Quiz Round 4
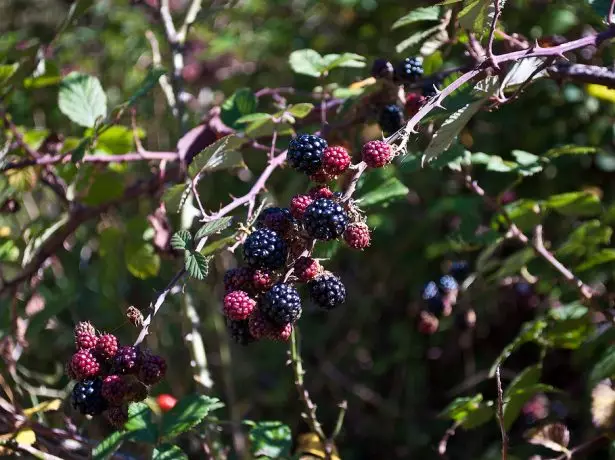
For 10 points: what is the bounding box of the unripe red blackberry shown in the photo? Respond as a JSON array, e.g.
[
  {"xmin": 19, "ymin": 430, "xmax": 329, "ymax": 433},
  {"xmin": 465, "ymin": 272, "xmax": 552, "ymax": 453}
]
[
  {"xmin": 223, "ymin": 290, "xmax": 256, "ymax": 320},
  {"xmin": 248, "ymin": 309, "xmax": 271, "ymax": 340},
  {"xmin": 70, "ymin": 349, "xmax": 101, "ymax": 380},
  {"xmin": 322, "ymin": 146, "xmax": 351, "ymax": 176},
  {"xmin": 405, "ymin": 92, "xmax": 426, "ymax": 117},
  {"xmin": 309, "ymin": 169, "xmax": 335, "ymax": 184},
  {"xmin": 66, "ymin": 362, "xmax": 77, "ymax": 380},
  {"xmin": 101, "ymin": 375, "xmax": 129, "ymax": 405},
  {"xmin": 343, "ymin": 222, "xmax": 371, "ymax": 249},
  {"xmin": 224, "ymin": 266, "xmax": 254, "ymax": 292},
  {"xmin": 362, "ymin": 140, "xmax": 392, "ymax": 168},
  {"xmin": 418, "ymin": 311, "xmax": 439, "ymax": 334},
  {"xmin": 74, "ymin": 321, "xmax": 97, "ymax": 350},
  {"xmin": 308, "ymin": 185, "xmax": 334, "ymax": 200},
  {"xmin": 105, "ymin": 405, "xmax": 129, "ymax": 429},
  {"xmin": 294, "ymin": 256, "xmax": 321, "ymax": 282},
  {"xmin": 290, "ymin": 194, "xmax": 314, "ymax": 219},
  {"xmin": 95, "ymin": 333, "xmax": 119, "ymax": 362},
  {"xmin": 252, "ymin": 269, "xmax": 275, "ymax": 292},
  {"xmin": 261, "ymin": 283, "xmax": 302, "ymax": 325},
  {"xmin": 113, "ymin": 346, "xmax": 141, "ymax": 375},
  {"xmin": 156, "ymin": 394, "xmax": 177, "ymax": 412},
  {"xmin": 269, "ymin": 322, "xmax": 292, "ymax": 342},
  {"xmin": 138, "ymin": 354, "xmax": 167, "ymax": 385},
  {"xmin": 309, "ymin": 273, "xmax": 346, "ymax": 309}
]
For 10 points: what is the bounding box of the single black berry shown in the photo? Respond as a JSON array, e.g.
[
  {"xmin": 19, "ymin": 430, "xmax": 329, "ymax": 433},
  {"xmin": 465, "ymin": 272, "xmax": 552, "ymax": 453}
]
[
  {"xmin": 371, "ymin": 58, "xmax": 394, "ymax": 79},
  {"xmin": 243, "ymin": 228, "xmax": 288, "ymax": 269},
  {"xmin": 303, "ymin": 198, "xmax": 348, "ymax": 241},
  {"xmin": 422, "ymin": 281, "xmax": 445, "ymax": 316},
  {"xmin": 379, "ymin": 104, "xmax": 404, "ymax": 135},
  {"xmin": 309, "ymin": 274, "xmax": 346, "ymax": 309},
  {"xmin": 256, "ymin": 207, "xmax": 293, "ymax": 233},
  {"xmin": 72, "ymin": 378, "xmax": 107, "ymax": 415},
  {"xmin": 288, "ymin": 134, "xmax": 328, "ymax": 174},
  {"xmin": 395, "ymin": 57, "xmax": 423, "ymax": 82},
  {"xmin": 438, "ymin": 275, "xmax": 458, "ymax": 294},
  {"xmin": 226, "ymin": 318, "xmax": 255, "ymax": 345},
  {"xmin": 113, "ymin": 346, "xmax": 141, "ymax": 375},
  {"xmin": 261, "ymin": 283, "xmax": 302, "ymax": 325}
]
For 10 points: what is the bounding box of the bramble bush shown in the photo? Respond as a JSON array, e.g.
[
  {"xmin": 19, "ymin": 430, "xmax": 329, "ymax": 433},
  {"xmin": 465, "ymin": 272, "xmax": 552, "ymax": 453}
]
[{"xmin": 1, "ymin": 0, "xmax": 615, "ymax": 458}]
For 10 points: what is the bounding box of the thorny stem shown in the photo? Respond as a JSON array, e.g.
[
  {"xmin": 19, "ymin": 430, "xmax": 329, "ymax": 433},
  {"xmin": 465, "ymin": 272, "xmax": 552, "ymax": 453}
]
[
  {"xmin": 289, "ymin": 328, "xmax": 326, "ymax": 441},
  {"xmin": 553, "ymin": 435, "xmax": 606, "ymax": 459},
  {"xmin": 486, "ymin": 0, "xmax": 503, "ymax": 65},
  {"xmin": 495, "ymin": 366, "xmax": 508, "ymax": 460}
]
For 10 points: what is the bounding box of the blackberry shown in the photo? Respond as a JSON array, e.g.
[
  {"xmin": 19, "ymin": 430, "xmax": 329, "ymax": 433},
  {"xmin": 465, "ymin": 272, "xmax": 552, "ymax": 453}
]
[
  {"xmin": 74, "ymin": 322, "xmax": 97, "ymax": 350},
  {"xmin": 308, "ymin": 185, "xmax": 334, "ymax": 199},
  {"xmin": 247, "ymin": 309, "xmax": 271, "ymax": 340},
  {"xmin": 138, "ymin": 354, "xmax": 167, "ymax": 385},
  {"xmin": 405, "ymin": 92, "xmax": 426, "ymax": 117},
  {"xmin": 417, "ymin": 311, "xmax": 439, "ymax": 335},
  {"xmin": 95, "ymin": 333, "xmax": 118, "ymax": 362},
  {"xmin": 322, "ymin": 146, "xmax": 351, "ymax": 176},
  {"xmin": 309, "ymin": 169, "xmax": 335, "ymax": 184},
  {"xmin": 379, "ymin": 104, "xmax": 404, "ymax": 135},
  {"xmin": 243, "ymin": 228, "xmax": 288, "ymax": 269},
  {"xmin": 261, "ymin": 283, "xmax": 302, "ymax": 325},
  {"xmin": 303, "ymin": 198, "xmax": 348, "ymax": 241},
  {"xmin": 362, "ymin": 140, "xmax": 392, "ymax": 168},
  {"xmin": 70, "ymin": 349, "xmax": 101, "ymax": 380},
  {"xmin": 113, "ymin": 346, "xmax": 141, "ymax": 375},
  {"xmin": 309, "ymin": 274, "xmax": 346, "ymax": 309},
  {"xmin": 101, "ymin": 375, "xmax": 129, "ymax": 406},
  {"xmin": 449, "ymin": 260, "xmax": 470, "ymax": 282},
  {"xmin": 226, "ymin": 318, "xmax": 255, "ymax": 345},
  {"xmin": 288, "ymin": 134, "xmax": 328, "ymax": 174},
  {"xmin": 252, "ymin": 269, "xmax": 275, "ymax": 292},
  {"xmin": 224, "ymin": 267, "xmax": 254, "ymax": 292},
  {"xmin": 72, "ymin": 378, "xmax": 107, "ymax": 415},
  {"xmin": 438, "ymin": 275, "xmax": 458, "ymax": 294},
  {"xmin": 105, "ymin": 405, "xmax": 129, "ymax": 429},
  {"xmin": 256, "ymin": 207, "xmax": 293, "ymax": 234},
  {"xmin": 422, "ymin": 281, "xmax": 445, "ymax": 316},
  {"xmin": 343, "ymin": 222, "xmax": 371, "ymax": 250},
  {"xmin": 395, "ymin": 56, "xmax": 424, "ymax": 82},
  {"xmin": 290, "ymin": 194, "xmax": 314, "ymax": 219},
  {"xmin": 223, "ymin": 290, "xmax": 256, "ymax": 320},
  {"xmin": 294, "ymin": 256, "xmax": 321, "ymax": 282},
  {"xmin": 371, "ymin": 58, "xmax": 394, "ymax": 79}
]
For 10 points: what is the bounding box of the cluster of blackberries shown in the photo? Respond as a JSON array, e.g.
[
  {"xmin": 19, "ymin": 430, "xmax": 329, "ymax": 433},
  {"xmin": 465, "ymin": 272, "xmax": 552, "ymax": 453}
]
[
  {"xmin": 67, "ymin": 322, "xmax": 166, "ymax": 428},
  {"xmin": 223, "ymin": 134, "xmax": 390, "ymax": 345},
  {"xmin": 417, "ymin": 261, "xmax": 471, "ymax": 335}
]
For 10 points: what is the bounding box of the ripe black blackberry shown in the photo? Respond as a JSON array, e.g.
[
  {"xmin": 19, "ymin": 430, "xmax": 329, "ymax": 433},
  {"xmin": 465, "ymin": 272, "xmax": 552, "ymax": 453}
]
[
  {"xmin": 72, "ymin": 378, "xmax": 107, "ymax": 415},
  {"xmin": 261, "ymin": 283, "xmax": 302, "ymax": 325},
  {"xmin": 371, "ymin": 58, "xmax": 394, "ymax": 79},
  {"xmin": 438, "ymin": 275, "xmax": 458, "ymax": 294},
  {"xmin": 256, "ymin": 207, "xmax": 293, "ymax": 234},
  {"xmin": 243, "ymin": 228, "xmax": 288, "ymax": 269},
  {"xmin": 395, "ymin": 57, "xmax": 423, "ymax": 82},
  {"xmin": 303, "ymin": 198, "xmax": 348, "ymax": 241},
  {"xmin": 113, "ymin": 346, "xmax": 141, "ymax": 375},
  {"xmin": 288, "ymin": 134, "xmax": 328, "ymax": 174},
  {"xmin": 309, "ymin": 274, "xmax": 346, "ymax": 309},
  {"xmin": 422, "ymin": 281, "xmax": 445, "ymax": 317},
  {"xmin": 226, "ymin": 318, "xmax": 255, "ymax": 345},
  {"xmin": 449, "ymin": 260, "xmax": 470, "ymax": 282},
  {"xmin": 379, "ymin": 104, "xmax": 404, "ymax": 135}
]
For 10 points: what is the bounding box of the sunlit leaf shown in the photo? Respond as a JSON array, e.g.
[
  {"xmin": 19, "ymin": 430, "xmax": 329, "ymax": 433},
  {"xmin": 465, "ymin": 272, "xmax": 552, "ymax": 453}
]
[{"xmin": 58, "ymin": 72, "xmax": 107, "ymax": 128}]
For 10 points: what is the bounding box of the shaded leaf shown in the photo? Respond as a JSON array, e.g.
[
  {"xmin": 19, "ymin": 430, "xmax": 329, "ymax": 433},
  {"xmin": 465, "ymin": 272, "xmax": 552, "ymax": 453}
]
[
  {"xmin": 188, "ymin": 135, "xmax": 245, "ymax": 178},
  {"xmin": 557, "ymin": 220, "xmax": 612, "ymax": 258},
  {"xmin": 82, "ymin": 171, "xmax": 125, "ymax": 206},
  {"xmin": 590, "ymin": 346, "xmax": 615, "ymax": 387},
  {"xmin": 577, "ymin": 249, "xmax": 615, "ymax": 272},
  {"xmin": 153, "ymin": 444, "xmax": 188, "ymax": 460},
  {"xmin": 0, "ymin": 63, "xmax": 19, "ymax": 87},
  {"xmin": 289, "ymin": 49, "xmax": 323, "ymax": 77},
  {"xmin": 161, "ymin": 395, "xmax": 224, "ymax": 440},
  {"xmin": 502, "ymin": 58, "xmax": 547, "ymax": 88},
  {"xmin": 546, "ymin": 191, "xmax": 601, "ymax": 217},
  {"xmin": 396, "ymin": 25, "xmax": 441, "ymax": 53},
  {"xmin": 235, "ymin": 113, "xmax": 271, "ymax": 124},
  {"xmin": 489, "ymin": 320, "xmax": 547, "ymax": 377},
  {"xmin": 125, "ymin": 242, "xmax": 160, "ymax": 279},
  {"xmin": 171, "ymin": 230, "xmax": 192, "ymax": 250},
  {"xmin": 92, "ymin": 431, "xmax": 128, "ymax": 460},
  {"xmin": 357, "ymin": 176, "xmax": 409, "ymax": 208},
  {"xmin": 461, "ymin": 404, "xmax": 493, "ymax": 429},
  {"xmin": 126, "ymin": 67, "xmax": 167, "ymax": 107},
  {"xmin": 185, "ymin": 251, "xmax": 211, "ymax": 280},
  {"xmin": 221, "ymin": 88, "xmax": 258, "ymax": 129},
  {"xmin": 125, "ymin": 402, "xmax": 157, "ymax": 443},
  {"xmin": 56, "ymin": 0, "xmax": 95, "ymax": 37},
  {"xmin": 322, "ymin": 53, "xmax": 366, "ymax": 71},
  {"xmin": 195, "ymin": 216, "xmax": 233, "ymax": 240},
  {"xmin": 392, "ymin": 6, "xmax": 441, "ymax": 29},
  {"xmin": 59, "ymin": 72, "xmax": 107, "ymax": 128},
  {"xmin": 502, "ymin": 365, "xmax": 541, "ymax": 430},
  {"xmin": 248, "ymin": 421, "xmax": 292, "ymax": 458}
]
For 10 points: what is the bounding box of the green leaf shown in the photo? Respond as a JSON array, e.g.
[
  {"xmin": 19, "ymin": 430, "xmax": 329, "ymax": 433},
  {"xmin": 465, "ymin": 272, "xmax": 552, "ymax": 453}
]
[
  {"xmin": 289, "ymin": 49, "xmax": 323, "ymax": 77},
  {"xmin": 245, "ymin": 118, "xmax": 294, "ymax": 138},
  {"xmin": 194, "ymin": 216, "xmax": 234, "ymax": 240},
  {"xmin": 56, "ymin": 0, "xmax": 95, "ymax": 37},
  {"xmin": 82, "ymin": 171, "xmax": 125, "ymax": 205},
  {"xmin": 321, "ymin": 53, "xmax": 366, "ymax": 71},
  {"xmin": 422, "ymin": 52, "xmax": 443, "ymax": 75},
  {"xmin": 184, "ymin": 251, "xmax": 211, "ymax": 280},
  {"xmin": 589, "ymin": 345, "xmax": 615, "ymax": 387},
  {"xmin": 221, "ymin": 88, "xmax": 258, "ymax": 128},
  {"xmin": 498, "ymin": 199, "xmax": 541, "ymax": 232},
  {"xmin": 58, "ymin": 72, "xmax": 107, "ymax": 128},
  {"xmin": 396, "ymin": 25, "xmax": 441, "ymax": 53},
  {"xmin": 502, "ymin": 58, "xmax": 547, "ymax": 88},
  {"xmin": 546, "ymin": 191, "xmax": 601, "ymax": 217},
  {"xmin": 357, "ymin": 176, "xmax": 409, "ymax": 208},
  {"xmin": 95, "ymin": 126, "xmax": 142, "ymax": 155},
  {"xmin": 287, "ymin": 103, "xmax": 314, "ymax": 118},
  {"xmin": 502, "ymin": 365, "xmax": 541, "ymax": 430},
  {"xmin": 126, "ymin": 67, "xmax": 167, "ymax": 107},
  {"xmin": 92, "ymin": 431, "xmax": 128, "ymax": 460},
  {"xmin": 458, "ymin": 0, "xmax": 488, "ymax": 32},
  {"xmin": 163, "ymin": 183, "xmax": 190, "ymax": 213},
  {"xmin": 0, "ymin": 63, "xmax": 19, "ymax": 87},
  {"xmin": 392, "ymin": 6, "xmax": 441, "ymax": 29},
  {"xmin": 153, "ymin": 444, "xmax": 188, "ymax": 460},
  {"xmin": 511, "ymin": 150, "xmax": 544, "ymax": 177},
  {"xmin": 461, "ymin": 404, "xmax": 494, "ymax": 429},
  {"xmin": 423, "ymin": 98, "xmax": 488, "ymax": 164},
  {"xmin": 489, "ymin": 320, "xmax": 548, "ymax": 377},
  {"xmin": 248, "ymin": 421, "xmax": 292, "ymax": 458},
  {"xmin": 171, "ymin": 230, "xmax": 193, "ymax": 250},
  {"xmin": 577, "ymin": 249, "xmax": 615, "ymax": 272},
  {"xmin": 71, "ymin": 136, "xmax": 92, "ymax": 162},
  {"xmin": 439, "ymin": 394, "xmax": 493, "ymax": 429},
  {"xmin": 161, "ymin": 395, "xmax": 224, "ymax": 440},
  {"xmin": 556, "ymin": 220, "xmax": 612, "ymax": 258},
  {"xmin": 490, "ymin": 247, "xmax": 535, "ymax": 280},
  {"xmin": 125, "ymin": 402, "xmax": 158, "ymax": 443},
  {"xmin": 545, "ymin": 145, "xmax": 599, "ymax": 158},
  {"xmin": 188, "ymin": 134, "xmax": 245, "ymax": 178},
  {"xmin": 235, "ymin": 113, "xmax": 271, "ymax": 124},
  {"xmin": 125, "ymin": 242, "xmax": 161, "ymax": 280}
]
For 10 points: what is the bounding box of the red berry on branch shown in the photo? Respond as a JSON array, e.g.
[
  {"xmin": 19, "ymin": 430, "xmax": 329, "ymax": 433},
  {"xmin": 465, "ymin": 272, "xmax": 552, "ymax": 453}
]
[
  {"xmin": 74, "ymin": 321, "xmax": 97, "ymax": 350},
  {"xmin": 322, "ymin": 146, "xmax": 351, "ymax": 176},
  {"xmin": 223, "ymin": 290, "xmax": 256, "ymax": 320},
  {"xmin": 343, "ymin": 222, "xmax": 371, "ymax": 249},
  {"xmin": 309, "ymin": 169, "xmax": 335, "ymax": 184},
  {"xmin": 70, "ymin": 349, "xmax": 101, "ymax": 379},
  {"xmin": 294, "ymin": 256, "xmax": 321, "ymax": 282},
  {"xmin": 252, "ymin": 269, "xmax": 275, "ymax": 292},
  {"xmin": 362, "ymin": 140, "xmax": 392, "ymax": 168},
  {"xmin": 404, "ymin": 92, "xmax": 427, "ymax": 117},
  {"xmin": 157, "ymin": 394, "xmax": 177, "ymax": 412},
  {"xmin": 290, "ymin": 194, "xmax": 314, "ymax": 219},
  {"xmin": 308, "ymin": 185, "xmax": 334, "ymax": 199},
  {"xmin": 95, "ymin": 333, "xmax": 119, "ymax": 362}
]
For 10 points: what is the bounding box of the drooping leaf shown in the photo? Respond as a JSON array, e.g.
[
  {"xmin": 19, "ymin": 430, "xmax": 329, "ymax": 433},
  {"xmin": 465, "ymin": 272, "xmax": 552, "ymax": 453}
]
[
  {"xmin": 423, "ymin": 98, "xmax": 488, "ymax": 163},
  {"xmin": 160, "ymin": 395, "xmax": 224, "ymax": 440},
  {"xmin": 153, "ymin": 444, "xmax": 188, "ymax": 460},
  {"xmin": 357, "ymin": 176, "xmax": 409, "ymax": 208},
  {"xmin": 396, "ymin": 25, "xmax": 441, "ymax": 53},
  {"xmin": 82, "ymin": 171, "xmax": 125, "ymax": 206},
  {"xmin": 170, "ymin": 230, "xmax": 193, "ymax": 250},
  {"xmin": 184, "ymin": 251, "xmax": 211, "ymax": 280},
  {"xmin": 392, "ymin": 6, "xmax": 441, "ymax": 29},
  {"xmin": 248, "ymin": 421, "xmax": 292, "ymax": 458},
  {"xmin": 590, "ymin": 346, "xmax": 615, "ymax": 387},
  {"xmin": 289, "ymin": 49, "xmax": 323, "ymax": 77},
  {"xmin": 195, "ymin": 216, "xmax": 234, "ymax": 240},
  {"xmin": 126, "ymin": 67, "xmax": 167, "ymax": 107},
  {"xmin": 235, "ymin": 113, "xmax": 271, "ymax": 124},
  {"xmin": 92, "ymin": 431, "xmax": 128, "ymax": 460},
  {"xmin": 188, "ymin": 135, "xmax": 245, "ymax": 178},
  {"xmin": 287, "ymin": 103, "xmax": 315, "ymax": 118},
  {"xmin": 546, "ymin": 191, "xmax": 601, "ymax": 217},
  {"xmin": 556, "ymin": 220, "xmax": 612, "ymax": 258},
  {"xmin": 0, "ymin": 63, "xmax": 19, "ymax": 87},
  {"xmin": 58, "ymin": 72, "xmax": 107, "ymax": 128}
]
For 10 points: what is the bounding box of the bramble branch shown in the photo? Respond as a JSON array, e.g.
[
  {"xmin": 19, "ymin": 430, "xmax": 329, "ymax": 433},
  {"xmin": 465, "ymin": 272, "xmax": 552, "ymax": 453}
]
[{"xmin": 495, "ymin": 366, "xmax": 508, "ymax": 460}]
